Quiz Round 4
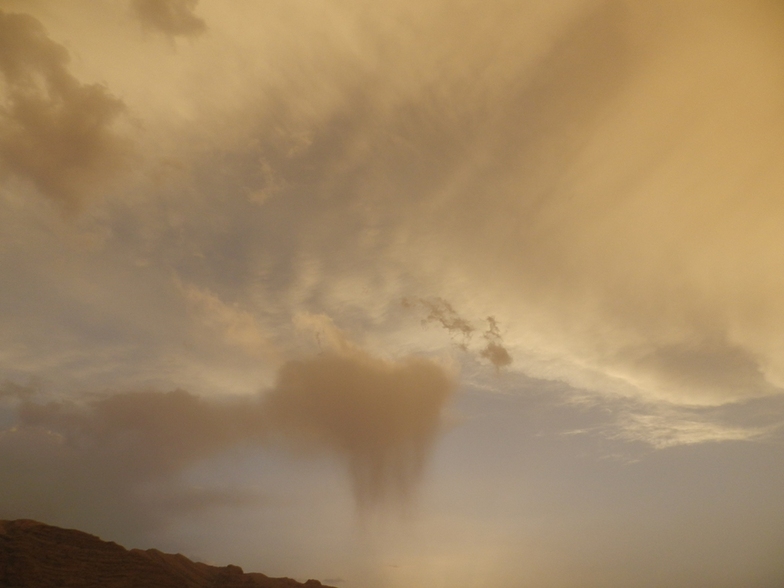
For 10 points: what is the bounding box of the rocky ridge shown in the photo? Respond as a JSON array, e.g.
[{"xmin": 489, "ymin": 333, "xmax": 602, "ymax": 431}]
[{"xmin": 0, "ymin": 519, "xmax": 335, "ymax": 588}]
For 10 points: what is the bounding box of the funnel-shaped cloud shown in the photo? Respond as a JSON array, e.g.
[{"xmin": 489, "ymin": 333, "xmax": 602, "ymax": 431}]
[
  {"xmin": 263, "ymin": 349, "xmax": 455, "ymax": 508},
  {"xmin": 0, "ymin": 335, "xmax": 454, "ymax": 537}
]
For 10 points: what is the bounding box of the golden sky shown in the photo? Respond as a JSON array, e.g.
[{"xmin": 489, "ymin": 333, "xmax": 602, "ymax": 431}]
[{"xmin": 2, "ymin": 1, "xmax": 784, "ymax": 586}]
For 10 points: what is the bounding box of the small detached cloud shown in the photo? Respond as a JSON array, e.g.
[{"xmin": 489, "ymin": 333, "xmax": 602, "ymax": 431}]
[
  {"xmin": 403, "ymin": 297, "xmax": 512, "ymax": 369},
  {"xmin": 131, "ymin": 0, "xmax": 207, "ymax": 38},
  {"xmin": 404, "ymin": 297, "xmax": 474, "ymax": 349},
  {"xmin": 480, "ymin": 317, "xmax": 512, "ymax": 370},
  {"xmin": 0, "ymin": 10, "xmax": 130, "ymax": 212}
]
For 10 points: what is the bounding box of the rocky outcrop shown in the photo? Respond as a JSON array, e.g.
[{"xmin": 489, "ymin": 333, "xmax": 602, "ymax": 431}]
[{"xmin": 0, "ymin": 519, "xmax": 333, "ymax": 588}]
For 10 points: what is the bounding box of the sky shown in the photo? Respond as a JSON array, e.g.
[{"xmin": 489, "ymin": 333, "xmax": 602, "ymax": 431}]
[{"xmin": 1, "ymin": 0, "xmax": 784, "ymax": 586}]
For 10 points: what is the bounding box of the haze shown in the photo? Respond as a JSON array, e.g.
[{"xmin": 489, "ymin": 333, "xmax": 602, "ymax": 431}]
[{"xmin": 1, "ymin": 1, "xmax": 784, "ymax": 586}]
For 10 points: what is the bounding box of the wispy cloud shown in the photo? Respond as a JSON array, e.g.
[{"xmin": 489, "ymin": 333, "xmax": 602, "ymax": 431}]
[
  {"xmin": 564, "ymin": 392, "xmax": 784, "ymax": 450},
  {"xmin": 611, "ymin": 408, "xmax": 771, "ymax": 449}
]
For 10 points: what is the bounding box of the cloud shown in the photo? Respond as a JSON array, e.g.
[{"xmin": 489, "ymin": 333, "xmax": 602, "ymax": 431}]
[
  {"xmin": 352, "ymin": 1, "xmax": 784, "ymax": 404},
  {"xmin": 2, "ymin": 0, "xmax": 783, "ymax": 480},
  {"xmin": 0, "ymin": 381, "xmax": 35, "ymax": 400},
  {"xmin": 605, "ymin": 400, "xmax": 779, "ymax": 450},
  {"xmin": 612, "ymin": 409, "xmax": 769, "ymax": 449},
  {"xmin": 0, "ymin": 388, "xmax": 262, "ymax": 539},
  {"xmin": 0, "ymin": 9, "xmax": 130, "ymax": 212},
  {"xmin": 0, "ymin": 334, "xmax": 454, "ymax": 535},
  {"xmin": 479, "ymin": 317, "xmax": 512, "ymax": 370},
  {"xmin": 264, "ymin": 348, "xmax": 455, "ymax": 509},
  {"xmin": 404, "ymin": 298, "xmax": 512, "ymax": 368},
  {"xmin": 625, "ymin": 338, "xmax": 773, "ymax": 404},
  {"xmin": 404, "ymin": 297, "xmax": 474, "ymax": 343},
  {"xmin": 564, "ymin": 389, "xmax": 784, "ymax": 450},
  {"xmin": 180, "ymin": 281, "xmax": 276, "ymax": 361},
  {"xmin": 131, "ymin": 0, "xmax": 207, "ymax": 37}
]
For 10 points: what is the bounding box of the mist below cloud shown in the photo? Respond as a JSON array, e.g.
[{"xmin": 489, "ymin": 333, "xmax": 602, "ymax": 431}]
[{"xmin": 0, "ymin": 341, "xmax": 454, "ymax": 538}]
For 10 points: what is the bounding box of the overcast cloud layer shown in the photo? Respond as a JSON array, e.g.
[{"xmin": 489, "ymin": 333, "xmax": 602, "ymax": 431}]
[{"xmin": 2, "ymin": 1, "xmax": 784, "ymax": 587}]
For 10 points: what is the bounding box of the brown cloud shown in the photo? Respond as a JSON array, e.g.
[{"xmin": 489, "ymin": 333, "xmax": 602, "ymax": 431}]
[
  {"xmin": 264, "ymin": 348, "xmax": 455, "ymax": 509},
  {"xmin": 480, "ymin": 317, "xmax": 512, "ymax": 370},
  {"xmin": 16, "ymin": 389, "xmax": 262, "ymax": 472},
  {"xmin": 404, "ymin": 298, "xmax": 512, "ymax": 368},
  {"xmin": 0, "ymin": 381, "xmax": 35, "ymax": 400},
  {"xmin": 0, "ymin": 340, "xmax": 454, "ymax": 537},
  {"xmin": 131, "ymin": 0, "xmax": 206, "ymax": 37},
  {"xmin": 0, "ymin": 10, "xmax": 130, "ymax": 212},
  {"xmin": 180, "ymin": 281, "xmax": 277, "ymax": 361},
  {"xmin": 0, "ymin": 389, "xmax": 261, "ymax": 540},
  {"xmin": 404, "ymin": 297, "xmax": 474, "ymax": 344},
  {"xmin": 626, "ymin": 338, "xmax": 773, "ymax": 404}
]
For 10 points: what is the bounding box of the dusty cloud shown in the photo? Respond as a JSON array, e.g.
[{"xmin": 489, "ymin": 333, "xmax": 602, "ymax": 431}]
[
  {"xmin": 479, "ymin": 317, "xmax": 512, "ymax": 370},
  {"xmin": 15, "ymin": 389, "xmax": 259, "ymax": 474},
  {"xmin": 0, "ymin": 389, "xmax": 261, "ymax": 539},
  {"xmin": 0, "ymin": 381, "xmax": 35, "ymax": 400},
  {"xmin": 267, "ymin": 314, "xmax": 455, "ymax": 507},
  {"xmin": 1, "ymin": 0, "xmax": 782, "ymax": 419},
  {"xmin": 180, "ymin": 281, "xmax": 276, "ymax": 361},
  {"xmin": 2, "ymin": 2, "xmax": 784, "ymax": 585},
  {"xmin": 404, "ymin": 298, "xmax": 512, "ymax": 369},
  {"xmin": 264, "ymin": 348, "xmax": 455, "ymax": 509},
  {"xmin": 0, "ymin": 9, "xmax": 130, "ymax": 211},
  {"xmin": 405, "ymin": 297, "xmax": 475, "ymax": 345},
  {"xmin": 0, "ymin": 335, "xmax": 454, "ymax": 535},
  {"xmin": 131, "ymin": 0, "xmax": 206, "ymax": 37}
]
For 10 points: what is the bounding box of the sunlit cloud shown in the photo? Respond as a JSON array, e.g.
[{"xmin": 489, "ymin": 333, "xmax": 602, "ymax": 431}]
[
  {"xmin": 564, "ymin": 391, "xmax": 784, "ymax": 450},
  {"xmin": 179, "ymin": 280, "xmax": 277, "ymax": 361}
]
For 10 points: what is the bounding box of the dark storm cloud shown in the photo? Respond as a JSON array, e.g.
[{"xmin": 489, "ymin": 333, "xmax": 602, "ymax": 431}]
[{"xmin": 0, "ymin": 10, "xmax": 130, "ymax": 211}]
